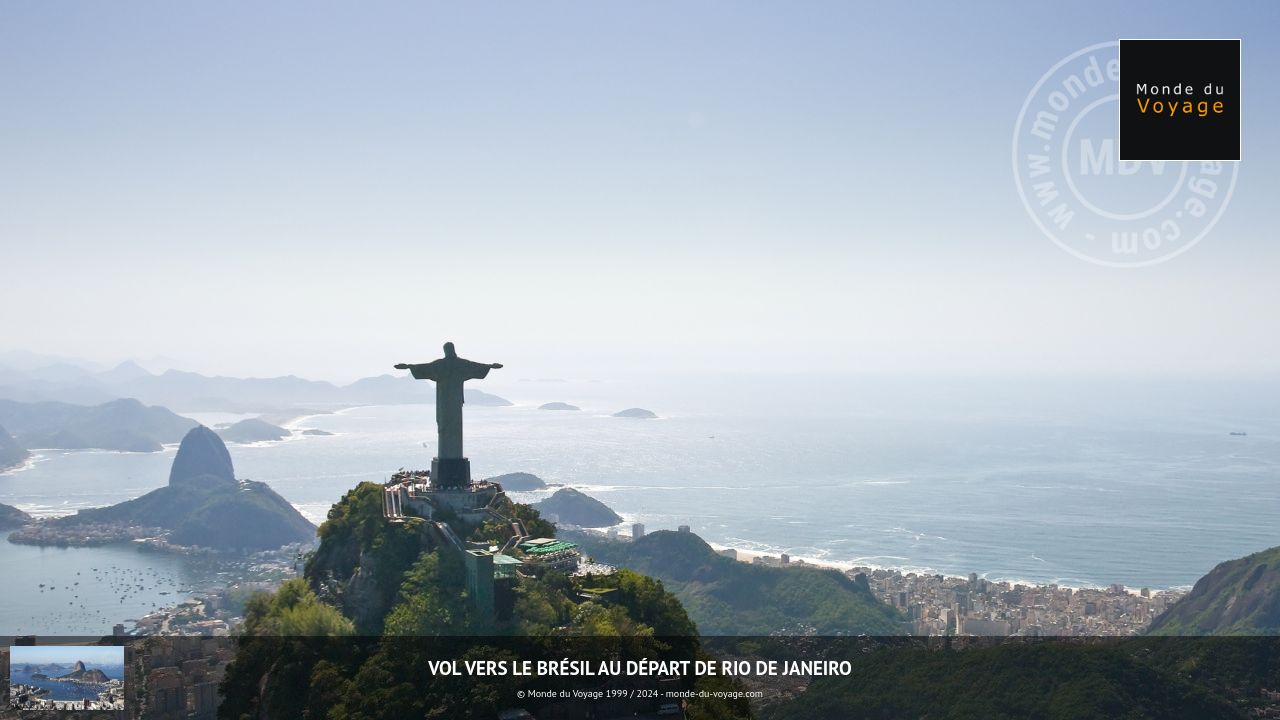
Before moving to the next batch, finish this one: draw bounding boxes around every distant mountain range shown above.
[0,398,196,452]
[0,355,511,412]
[0,353,513,453]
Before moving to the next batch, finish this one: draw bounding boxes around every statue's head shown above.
[443,342,457,358]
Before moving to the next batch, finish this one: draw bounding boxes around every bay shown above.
[2,373,1278,634]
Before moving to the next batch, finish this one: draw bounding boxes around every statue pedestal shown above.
[431,457,471,489]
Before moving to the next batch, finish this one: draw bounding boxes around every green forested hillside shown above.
[1148,545,1280,636]
[534,487,622,527]
[222,483,753,720]
[572,530,905,636]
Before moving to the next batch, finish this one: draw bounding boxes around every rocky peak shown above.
[168,425,236,488]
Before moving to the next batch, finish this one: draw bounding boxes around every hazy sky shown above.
[2,2,1277,382]
[9,645,123,666]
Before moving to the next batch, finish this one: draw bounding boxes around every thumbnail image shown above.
[8,645,125,711]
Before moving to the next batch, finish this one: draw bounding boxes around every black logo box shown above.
[1119,39,1241,161]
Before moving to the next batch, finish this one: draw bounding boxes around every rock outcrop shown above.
[168,425,236,488]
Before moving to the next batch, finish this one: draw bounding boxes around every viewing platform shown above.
[382,469,507,525]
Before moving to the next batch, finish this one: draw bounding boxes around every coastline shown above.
[597,516,1193,596]
[1,452,40,476]
[572,524,1186,635]
[4,445,1198,595]
[702,539,1189,597]
[0,401,1215,639]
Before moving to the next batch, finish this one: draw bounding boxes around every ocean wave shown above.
[280,413,332,430]
[292,502,335,525]
[880,527,948,542]
[550,483,749,495]
[23,446,178,457]
[12,502,96,518]
[1014,483,1119,493]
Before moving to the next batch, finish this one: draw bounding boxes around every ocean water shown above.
[1,373,1278,634]
[0,530,233,636]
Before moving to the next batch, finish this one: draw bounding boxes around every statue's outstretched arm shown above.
[490,363,503,369]
[394,363,411,370]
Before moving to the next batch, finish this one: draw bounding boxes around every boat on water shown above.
[1229,431,1247,436]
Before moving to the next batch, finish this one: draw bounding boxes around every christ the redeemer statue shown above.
[395,342,502,488]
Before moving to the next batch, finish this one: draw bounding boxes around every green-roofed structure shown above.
[518,538,582,574]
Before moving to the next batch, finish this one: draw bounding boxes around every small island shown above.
[613,407,658,419]
[301,428,334,436]
[216,418,291,443]
[538,402,581,411]
[487,472,547,491]
[534,488,622,528]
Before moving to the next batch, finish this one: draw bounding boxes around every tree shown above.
[243,579,354,637]
[384,549,478,636]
